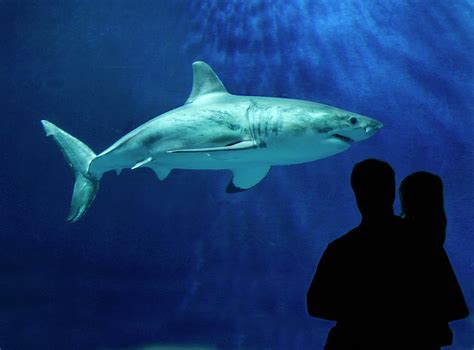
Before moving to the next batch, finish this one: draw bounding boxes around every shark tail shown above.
[41,120,100,223]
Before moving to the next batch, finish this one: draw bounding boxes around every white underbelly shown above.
[152,149,270,170]
[150,142,348,170]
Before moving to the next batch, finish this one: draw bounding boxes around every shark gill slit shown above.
[247,103,268,148]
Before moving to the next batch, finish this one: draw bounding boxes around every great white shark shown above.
[42,61,383,222]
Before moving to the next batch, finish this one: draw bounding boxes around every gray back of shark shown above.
[42,61,383,222]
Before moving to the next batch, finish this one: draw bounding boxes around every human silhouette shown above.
[398,171,469,347]
[399,171,447,246]
[306,159,468,349]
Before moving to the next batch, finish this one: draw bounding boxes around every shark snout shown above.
[364,121,383,136]
[364,122,383,136]
[335,118,382,143]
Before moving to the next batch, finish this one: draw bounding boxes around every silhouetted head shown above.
[351,159,395,219]
[399,171,446,226]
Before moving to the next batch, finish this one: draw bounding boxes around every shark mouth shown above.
[332,134,354,144]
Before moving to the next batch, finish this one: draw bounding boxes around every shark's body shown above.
[42,61,383,222]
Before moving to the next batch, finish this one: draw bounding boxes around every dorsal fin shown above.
[185,61,228,104]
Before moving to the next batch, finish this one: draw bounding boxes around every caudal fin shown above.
[41,120,100,222]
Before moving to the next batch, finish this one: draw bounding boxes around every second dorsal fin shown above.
[185,61,228,104]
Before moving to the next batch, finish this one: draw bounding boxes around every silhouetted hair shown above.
[351,159,396,212]
[399,171,447,243]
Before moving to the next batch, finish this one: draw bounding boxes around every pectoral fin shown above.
[226,166,271,193]
[167,140,256,154]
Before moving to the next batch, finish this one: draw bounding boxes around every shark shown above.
[42,61,383,222]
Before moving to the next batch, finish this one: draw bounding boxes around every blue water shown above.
[2,1,473,349]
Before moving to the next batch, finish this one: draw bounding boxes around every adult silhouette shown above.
[307,159,406,349]
[398,171,469,347]
[306,159,468,349]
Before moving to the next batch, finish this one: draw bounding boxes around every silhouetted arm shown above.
[307,244,342,321]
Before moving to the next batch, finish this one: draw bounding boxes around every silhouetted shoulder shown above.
[329,227,363,246]
[329,216,406,249]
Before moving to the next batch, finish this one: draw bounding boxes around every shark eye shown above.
[350,117,358,124]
